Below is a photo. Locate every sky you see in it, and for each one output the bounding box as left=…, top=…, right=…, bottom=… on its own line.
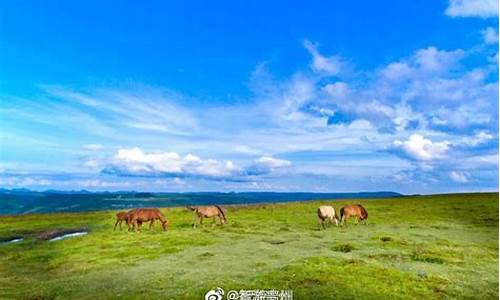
left=0, top=0, right=498, bottom=194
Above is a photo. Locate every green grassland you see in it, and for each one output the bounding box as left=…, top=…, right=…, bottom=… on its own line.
left=0, top=193, right=498, bottom=299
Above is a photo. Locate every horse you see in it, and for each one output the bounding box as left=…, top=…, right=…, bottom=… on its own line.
left=114, top=211, right=129, bottom=231
left=128, top=208, right=169, bottom=232
left=340, top=204, right=368, bottom=226
left=113, top=209, right=143, bottom=231
left=317, top=206, right=339, bottom=229
left=187, top=205, right=227, bottom=228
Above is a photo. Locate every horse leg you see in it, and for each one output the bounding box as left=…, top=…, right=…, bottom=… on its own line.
left=192, top=214, right=198, bottom=228
left=318, top=218, right=325, bottom=230
left=149, top=220, right=154, bottom=230
left=114, top=219, right=119, bottom=231
left=135, top=220, right=142, bottom=232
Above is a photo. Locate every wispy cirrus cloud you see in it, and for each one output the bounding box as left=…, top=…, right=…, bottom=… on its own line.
left=303, top=39, right=345, bottom=76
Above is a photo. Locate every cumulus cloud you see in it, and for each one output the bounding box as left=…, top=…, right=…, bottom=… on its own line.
left=450, top=171, right=469, bottom=183
left=445, top=0, right=499, bottom=18
left=322, top=82, right=350, bottom=99
left=254, top=156, right=292, bottom=168
left=380, top=62, right=414, bottom=81
left=413, top=47, right=465, bottom=73
left=482, top=27, right=499, bottom=44
left=303, top=39, right=343, bottom=75
left=84, top=159, right=100, bottom=169
left=393, top=134, right=450, bottom=161
left=106, top=147, right=240, bottom=178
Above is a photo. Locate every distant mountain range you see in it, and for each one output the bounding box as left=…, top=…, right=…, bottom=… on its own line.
left=0, top=188, right=403, bottom=215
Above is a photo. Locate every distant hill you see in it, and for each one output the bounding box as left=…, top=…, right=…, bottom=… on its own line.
left=0, top=189, right=402, bottom=215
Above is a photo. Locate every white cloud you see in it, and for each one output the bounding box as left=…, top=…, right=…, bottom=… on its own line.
left=0, top=176, right=53, bottom=187
left=303, top=39, right=343, bottom=75
left=445, top=0, right=498, bottom=18
left=482, top=27, right=499, bottom=44
left=322, top=82, right=350, bottom=99
left=413, top=47, right=465, bottom=73
left=461, top=131, right=494, bottom=146
left=254, top=156, right=292, bottom=168
left=234, top=145, right=263, bottom=155
left=84, top=159, right=100, bottom=169
left=110, top=147, right=240, bottom=177
left=393, top=134, right=450, bottom=161
left=450, top=171, right=469, bottom=183
left=380, top=62, right=413, bottom=80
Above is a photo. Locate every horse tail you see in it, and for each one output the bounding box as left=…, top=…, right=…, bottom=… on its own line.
left=340, top=207, right=345, bottom=220
left=215, top=205, right=227, bottom=223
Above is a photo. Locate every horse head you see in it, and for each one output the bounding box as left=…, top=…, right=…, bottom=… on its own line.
left=161, top=219, right=169, bottom=231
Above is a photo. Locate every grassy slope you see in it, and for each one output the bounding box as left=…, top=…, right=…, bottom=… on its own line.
left=0, top=193, right=497, bottom=300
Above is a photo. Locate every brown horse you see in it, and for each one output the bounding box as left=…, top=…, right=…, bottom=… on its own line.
left=128, top=208, right=169, bottom=232
left=187, top=205, right=227, bottom=228
left=113, top=209, right=143, bottom=231
left=114, top=211, right=129, bottom=231
left=340, top=204, right=368, bottom=226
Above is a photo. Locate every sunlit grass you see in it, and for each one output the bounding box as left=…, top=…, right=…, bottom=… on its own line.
left=0, top=193, right=497, bottom=299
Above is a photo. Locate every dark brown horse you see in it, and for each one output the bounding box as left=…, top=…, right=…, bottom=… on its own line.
left=128, top=208, right=169, bottom=232
left=340, top=204, right=368, bottom=226
left=187, top=205, right=227, bottom=228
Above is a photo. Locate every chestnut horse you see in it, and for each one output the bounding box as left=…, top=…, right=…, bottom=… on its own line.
left=114, top=211, right=129, bottom=231
left=340, top=204, right=368, bottom=226
left=114, top=209, right=142, bottom=231
left=187, top=205, right=227, bottom=228
left=128, top=208, right=169, bottom=232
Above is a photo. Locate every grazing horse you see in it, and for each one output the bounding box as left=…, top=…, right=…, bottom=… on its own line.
left=187, top=205, right=227, bottom=228
left=340, top=204, right=368, bottom=226
left=113, top=209, right=142, bottom=231
left=114, top=211, right=129, bottom=231
left=317, top=206, right=339, bottom=230
left=128, top=208, right=169, bottom=232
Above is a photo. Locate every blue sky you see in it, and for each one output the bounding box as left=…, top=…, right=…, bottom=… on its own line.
left=0, top=0, right=498, bottom=193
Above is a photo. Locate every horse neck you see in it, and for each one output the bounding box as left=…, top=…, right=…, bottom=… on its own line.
left=156, top=211, right=167, bottom=223
left=215, top=205, right=226, bottom=221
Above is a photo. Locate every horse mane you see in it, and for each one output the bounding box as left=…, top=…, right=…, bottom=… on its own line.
left=214, top=205, right=227, bottom=222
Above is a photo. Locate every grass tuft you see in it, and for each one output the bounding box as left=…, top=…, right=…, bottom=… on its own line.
left=333, top=243, right=356, bottom=253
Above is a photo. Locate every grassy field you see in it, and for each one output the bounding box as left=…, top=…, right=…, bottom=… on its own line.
left=0, top=193, right=498, bottom=299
